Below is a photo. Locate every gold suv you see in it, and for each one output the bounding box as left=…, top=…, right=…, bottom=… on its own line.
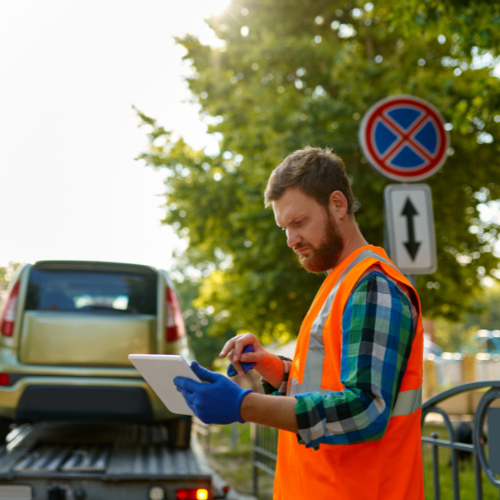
left=0, top=260, right=193, bottom=447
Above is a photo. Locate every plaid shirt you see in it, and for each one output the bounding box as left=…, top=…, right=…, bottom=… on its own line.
left=262, top=267, right=417, bottom=449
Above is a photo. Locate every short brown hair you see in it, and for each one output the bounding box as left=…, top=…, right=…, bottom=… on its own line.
left=264, top=146, right=355, bottom=214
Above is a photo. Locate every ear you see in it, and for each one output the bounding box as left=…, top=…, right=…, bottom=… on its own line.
left=328, top=191, right=349, bottom=220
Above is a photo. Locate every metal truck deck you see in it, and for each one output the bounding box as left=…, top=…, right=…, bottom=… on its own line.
left=0, top=423, right=215, bottom=500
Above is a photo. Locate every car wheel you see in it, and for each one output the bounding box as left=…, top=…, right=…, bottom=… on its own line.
left=166, top=416, right=192, bottom=449
left=0, top=419, right=12, bottom=444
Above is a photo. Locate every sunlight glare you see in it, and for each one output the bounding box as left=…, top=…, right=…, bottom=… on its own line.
left=197, top=0, right=230, bottom=18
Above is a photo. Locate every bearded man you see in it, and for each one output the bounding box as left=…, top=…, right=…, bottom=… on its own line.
left=175, top=147, right=424, bottom=500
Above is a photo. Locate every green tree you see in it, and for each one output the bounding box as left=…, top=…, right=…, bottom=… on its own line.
left=391, top=0, right=500, bottom=55
left=435, top=282, right=500, bottom=352
left=0, top=267, right=8, bottom=296
left=137, top=0, right=500, bottom=347
left=172, top=262, right=235, bottom=369
left=0, top=263, right=20, bottom=297
left=467, top=282, right=500, bottom=330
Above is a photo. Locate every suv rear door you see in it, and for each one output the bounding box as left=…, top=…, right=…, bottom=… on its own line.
left=19, top=261, right=159, bottom=367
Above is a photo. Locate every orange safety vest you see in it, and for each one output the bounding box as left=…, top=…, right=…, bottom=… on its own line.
left=273, top=245, right=424, bottom=500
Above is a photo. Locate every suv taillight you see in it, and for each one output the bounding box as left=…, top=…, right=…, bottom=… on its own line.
left=166, top=287, right=185, bottom=342
left=176, top=488, right=209, bottom=500
left=1, top=281, right=20, bottom=337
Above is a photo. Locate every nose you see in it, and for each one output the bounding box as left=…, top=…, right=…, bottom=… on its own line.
left=287, top=229, right=301, bottom=248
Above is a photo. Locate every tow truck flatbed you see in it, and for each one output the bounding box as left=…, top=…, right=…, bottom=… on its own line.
left=0, top=422, right=219, bottom=500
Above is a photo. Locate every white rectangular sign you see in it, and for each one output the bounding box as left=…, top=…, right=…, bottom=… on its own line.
left=384, top=183, right=437, bottom=274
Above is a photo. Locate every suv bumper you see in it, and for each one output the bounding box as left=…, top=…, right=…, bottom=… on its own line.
left=0, top=377, right=175, bottom=422
left=17, top=385, right=153, bottom=421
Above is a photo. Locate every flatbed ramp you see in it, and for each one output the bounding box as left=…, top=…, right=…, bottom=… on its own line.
left=0, top=423, right=217, bottom=500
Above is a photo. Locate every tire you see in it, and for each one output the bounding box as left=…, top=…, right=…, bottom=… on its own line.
left=166, top=416, right=192, bottom=449
left=0, top=419, right=12, bottom=444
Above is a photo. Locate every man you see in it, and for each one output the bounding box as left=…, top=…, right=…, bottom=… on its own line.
left=175, top=147, right=424, bottom=500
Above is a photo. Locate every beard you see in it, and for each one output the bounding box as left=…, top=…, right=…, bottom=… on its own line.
left=295, top=212, right=344, bottom=273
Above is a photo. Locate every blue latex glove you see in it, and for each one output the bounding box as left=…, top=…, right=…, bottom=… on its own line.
left=227, top=344, right=256, bottom=377
left=174, top=361, right=253, bottom=424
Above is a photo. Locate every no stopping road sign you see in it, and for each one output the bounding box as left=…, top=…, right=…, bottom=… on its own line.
left=359, top=95, right=449, bottom=182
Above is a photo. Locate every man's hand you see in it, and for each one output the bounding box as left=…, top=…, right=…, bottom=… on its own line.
left=227, top=345, right=256, bottom=377
left=174, top=361, right=252, bottom=424
left=174, top=361, right=298, bottom=432
left=219, top=332, right=285, bottom=387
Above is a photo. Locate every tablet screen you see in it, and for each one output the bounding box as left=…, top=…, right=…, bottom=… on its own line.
left=128, top=354, right=201, bottom=416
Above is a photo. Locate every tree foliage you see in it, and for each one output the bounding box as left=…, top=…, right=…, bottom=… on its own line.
left=0, top=263, right=20, bottom=300
left=391, top=0, right=500, bottom=55
left=137, top=0, right=500, bottom=346
left=435, top=282, right=500, bottom=352
left=172, top=265, right=235, bottom=369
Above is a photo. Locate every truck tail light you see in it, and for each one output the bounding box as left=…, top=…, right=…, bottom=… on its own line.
left=0, top=374, right=9, bottom=386
left=166, top=287, right=185, bottom=342
left=1, top=281, right=20, bottom=337
left=176, top=489, right=209, bottom=500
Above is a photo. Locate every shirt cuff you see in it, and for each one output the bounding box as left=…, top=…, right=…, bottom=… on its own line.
left=294, top=392, right=324, bottom=449
left=260, top=356, right=292, bottom=396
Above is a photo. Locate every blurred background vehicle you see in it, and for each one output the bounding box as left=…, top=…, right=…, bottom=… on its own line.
left=475, top=329, right=500, bottom=355
left=0, top=260, right=193, bottom=448
left=423, top=333, right=444, bottom=359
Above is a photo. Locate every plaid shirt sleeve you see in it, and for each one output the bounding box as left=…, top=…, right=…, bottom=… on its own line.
left=294, top=269, right=417, bottom=449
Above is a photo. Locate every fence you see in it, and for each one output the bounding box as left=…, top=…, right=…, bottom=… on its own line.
left=424, top=354, right=500, bottom=402
left=252, top=424, right=278, bottom=496
left=192, top=417, right=213, bottom=451
left=476, top=355, right=500, bottom=381
left=192, top=417, right=245, bottom=454
left=422, top=380, right=500, bottom=500
left=251, top=381, right=500, bottom=499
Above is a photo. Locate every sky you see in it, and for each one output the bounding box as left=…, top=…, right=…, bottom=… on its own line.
left=1, top=1, right=499, bottom=277
left=0, top=0, right=229, bottom=271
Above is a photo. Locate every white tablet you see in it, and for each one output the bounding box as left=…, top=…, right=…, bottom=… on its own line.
left=128, top=354, right=201, bottom=416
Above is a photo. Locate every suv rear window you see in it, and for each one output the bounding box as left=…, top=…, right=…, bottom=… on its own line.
left=25, top=269, right=157, bottom=315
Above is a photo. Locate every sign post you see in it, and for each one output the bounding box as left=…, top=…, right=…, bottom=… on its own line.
left=359, top=95, right=449, bottom=280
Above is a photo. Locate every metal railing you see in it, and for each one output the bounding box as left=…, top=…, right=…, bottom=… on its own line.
left=251, top=381, right=500, bottom=499
left=193, top=417, right=246, bottom=454
left=193, top=417, right=212, bottom=452
left=252, top=424, right=278, bottom=497
left=422, top=380, right=500, bottom=500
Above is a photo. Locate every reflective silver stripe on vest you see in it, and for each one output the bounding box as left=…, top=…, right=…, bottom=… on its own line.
left=391, top=386, right=422, bottom=417
left=288, top=249, right=398, bottom=397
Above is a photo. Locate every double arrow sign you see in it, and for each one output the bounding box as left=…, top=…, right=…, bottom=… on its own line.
left=401, top=198, right=420, bottom=261
left=384, top=184, right=437, bottom=274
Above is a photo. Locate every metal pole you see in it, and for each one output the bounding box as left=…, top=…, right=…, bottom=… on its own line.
left=451, top=447, right=460, bottom=500
left=252, top=424, right=259, bottom=499
left=473, top=451, right=483, bottom=500
left=253, top=461, right=258, bottom=499
left=405, top=274, right=417, bottom=289
left=431, top=432, right=440, bottom=500
left=231, top=422, right=238, bottom=451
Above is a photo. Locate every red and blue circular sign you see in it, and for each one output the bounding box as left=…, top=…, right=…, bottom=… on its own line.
left=359, top=95, right=449, bottom=182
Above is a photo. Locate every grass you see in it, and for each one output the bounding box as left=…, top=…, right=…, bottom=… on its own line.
left=198, top=422, right=500, bottom=500
left=422, top=424, right=500, bottom=500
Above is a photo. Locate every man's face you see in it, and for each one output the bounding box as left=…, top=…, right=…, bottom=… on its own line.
left=273, top=187, right=344, bottom=273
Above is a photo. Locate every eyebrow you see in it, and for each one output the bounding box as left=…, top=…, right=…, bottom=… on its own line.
left=277, top=214, right=306, bottom=229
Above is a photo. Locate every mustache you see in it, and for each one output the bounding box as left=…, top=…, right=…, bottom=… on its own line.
left=293, top=243, right=311, bottom=254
